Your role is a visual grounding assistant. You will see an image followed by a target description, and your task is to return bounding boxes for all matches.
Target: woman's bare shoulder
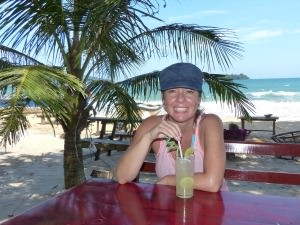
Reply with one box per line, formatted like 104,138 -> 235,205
201,113 -> 222,122
200,113 -> 223,128
141,115 -> 164,126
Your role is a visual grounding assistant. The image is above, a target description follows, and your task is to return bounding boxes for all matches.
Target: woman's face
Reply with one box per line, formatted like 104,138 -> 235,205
162,88 -> 200,122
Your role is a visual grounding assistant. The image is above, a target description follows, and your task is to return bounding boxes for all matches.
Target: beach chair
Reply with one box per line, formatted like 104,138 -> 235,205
271,130 -> 300,143
271,130 -> 300,160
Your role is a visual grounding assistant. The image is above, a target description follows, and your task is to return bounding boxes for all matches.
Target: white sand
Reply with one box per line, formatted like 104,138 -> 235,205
1,114 -> 300,222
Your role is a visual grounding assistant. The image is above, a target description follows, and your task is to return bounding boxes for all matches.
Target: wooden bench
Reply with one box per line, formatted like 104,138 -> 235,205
85,117 -> 138,159
138,141 -> 300,185
81,138 -> 130,159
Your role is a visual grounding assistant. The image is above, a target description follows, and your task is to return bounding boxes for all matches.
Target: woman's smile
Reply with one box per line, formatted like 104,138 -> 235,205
173,107 -> 188,113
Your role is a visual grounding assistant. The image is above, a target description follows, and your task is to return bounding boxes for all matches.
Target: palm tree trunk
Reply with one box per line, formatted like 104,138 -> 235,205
63,129 -> 86,189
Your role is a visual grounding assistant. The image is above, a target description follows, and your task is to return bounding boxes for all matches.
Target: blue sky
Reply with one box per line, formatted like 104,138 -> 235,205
139,0 -> 300,79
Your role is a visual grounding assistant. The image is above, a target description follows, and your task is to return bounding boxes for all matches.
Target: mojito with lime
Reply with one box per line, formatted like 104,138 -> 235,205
176,154 -> 194,198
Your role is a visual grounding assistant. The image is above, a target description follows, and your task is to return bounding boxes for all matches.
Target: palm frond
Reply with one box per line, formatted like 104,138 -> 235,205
117,71 -> 160,100
0,44 -> 43,66
0,58 -> 13,70
0,65 -> 85,147
0,99 -> 30,146
87,79 -> 141,126
129,24 -> 243,71
203,73 -> 255,117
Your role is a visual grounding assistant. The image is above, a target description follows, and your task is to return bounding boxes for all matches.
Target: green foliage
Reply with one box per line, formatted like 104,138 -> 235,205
0,65 -> 85,146
204,73 -> 255,117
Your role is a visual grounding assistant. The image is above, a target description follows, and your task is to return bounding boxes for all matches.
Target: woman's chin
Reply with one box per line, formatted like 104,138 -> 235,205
169,113 -> 194,122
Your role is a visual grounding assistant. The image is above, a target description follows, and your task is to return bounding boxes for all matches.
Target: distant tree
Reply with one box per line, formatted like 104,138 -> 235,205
225,73 -> 249,80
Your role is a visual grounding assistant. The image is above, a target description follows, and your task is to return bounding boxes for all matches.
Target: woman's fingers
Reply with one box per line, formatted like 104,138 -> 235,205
156,120 -> 181,140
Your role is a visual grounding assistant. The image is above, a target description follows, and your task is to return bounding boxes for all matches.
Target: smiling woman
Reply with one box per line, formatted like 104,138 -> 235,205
115,62 -> 227,193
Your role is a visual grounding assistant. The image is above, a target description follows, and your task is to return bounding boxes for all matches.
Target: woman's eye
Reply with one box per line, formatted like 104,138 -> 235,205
184,90 -> 196,96
166,89 -> 176,95
168,89 -> 176,93
164,88 -> 197,98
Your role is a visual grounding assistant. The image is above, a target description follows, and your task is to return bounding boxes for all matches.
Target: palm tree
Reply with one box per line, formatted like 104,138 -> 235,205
0,0 -> 254,189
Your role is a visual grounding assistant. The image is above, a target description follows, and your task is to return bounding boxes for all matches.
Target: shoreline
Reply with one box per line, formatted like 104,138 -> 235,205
1,114 -> 300,222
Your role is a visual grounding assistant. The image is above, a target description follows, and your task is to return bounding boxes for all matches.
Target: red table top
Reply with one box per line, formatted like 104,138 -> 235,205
2,179 -> 300,225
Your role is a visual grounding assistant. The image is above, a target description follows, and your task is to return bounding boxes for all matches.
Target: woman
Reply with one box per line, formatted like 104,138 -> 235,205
115,63 -> 227,192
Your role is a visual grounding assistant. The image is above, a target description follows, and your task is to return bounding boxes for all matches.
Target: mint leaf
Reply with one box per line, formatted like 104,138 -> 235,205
166,137 -> 179,152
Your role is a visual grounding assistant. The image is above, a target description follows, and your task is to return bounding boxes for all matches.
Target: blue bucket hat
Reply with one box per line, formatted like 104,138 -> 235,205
159,63 -> 204,91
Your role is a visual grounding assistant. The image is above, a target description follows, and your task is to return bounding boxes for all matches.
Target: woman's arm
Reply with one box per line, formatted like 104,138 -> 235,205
115,116 -> 182,184
194,114 -> 226,192
114,118 -> 156,184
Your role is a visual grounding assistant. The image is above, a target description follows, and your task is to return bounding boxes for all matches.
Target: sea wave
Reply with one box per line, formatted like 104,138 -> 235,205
120,99 -> 300,122
248,90 -> 300,101
202,100 -> 300,122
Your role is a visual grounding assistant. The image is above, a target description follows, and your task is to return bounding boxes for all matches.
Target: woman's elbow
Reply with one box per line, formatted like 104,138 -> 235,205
196,177 -> 223,192
114,171 -> 128,184
207,178 -> 223,192
114,172 -> 135,184
207,184 -> 221,192
117,178 -> 128,185
115,174 -> 129,184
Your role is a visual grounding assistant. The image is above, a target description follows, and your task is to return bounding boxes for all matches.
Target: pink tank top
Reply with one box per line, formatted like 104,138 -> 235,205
155,113 -> 228,191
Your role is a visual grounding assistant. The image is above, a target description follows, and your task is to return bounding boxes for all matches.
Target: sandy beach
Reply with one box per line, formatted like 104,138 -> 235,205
1,114 -> 300,222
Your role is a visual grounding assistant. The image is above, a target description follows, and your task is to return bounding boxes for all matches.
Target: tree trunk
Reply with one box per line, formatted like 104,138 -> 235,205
63,129 -> 86,189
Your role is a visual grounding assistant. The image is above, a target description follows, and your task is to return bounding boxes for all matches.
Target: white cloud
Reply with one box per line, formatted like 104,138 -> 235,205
166,10 -> 227,23
243,29 -> 283,41
201,10 -> 227,16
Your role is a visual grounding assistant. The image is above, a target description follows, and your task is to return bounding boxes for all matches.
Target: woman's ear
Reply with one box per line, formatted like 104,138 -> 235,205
197,98 -> 201,108
161,100 -> 166,111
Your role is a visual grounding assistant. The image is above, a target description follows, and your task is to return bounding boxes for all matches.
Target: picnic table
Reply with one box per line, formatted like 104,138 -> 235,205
87,116 -> 141,140
239,115 -> 279,135
83,117 -> 141,159
2,179 -> 300,225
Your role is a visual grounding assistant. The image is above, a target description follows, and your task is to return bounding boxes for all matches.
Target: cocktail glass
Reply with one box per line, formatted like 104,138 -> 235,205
175,155 -> 194,198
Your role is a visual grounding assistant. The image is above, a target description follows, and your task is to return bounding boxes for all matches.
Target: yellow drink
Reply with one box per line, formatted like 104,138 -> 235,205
176,155 -> 194,198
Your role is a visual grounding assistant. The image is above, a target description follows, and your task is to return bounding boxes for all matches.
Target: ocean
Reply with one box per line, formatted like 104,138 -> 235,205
1,77 -> 300,122
136,77 -> 300,122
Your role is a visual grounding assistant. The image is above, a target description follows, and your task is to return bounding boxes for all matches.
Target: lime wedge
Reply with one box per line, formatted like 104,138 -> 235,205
184,147 -> 194,158
179,177 -> 194,189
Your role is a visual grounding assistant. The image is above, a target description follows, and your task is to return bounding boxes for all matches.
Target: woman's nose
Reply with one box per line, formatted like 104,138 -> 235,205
176,91 -> 185,101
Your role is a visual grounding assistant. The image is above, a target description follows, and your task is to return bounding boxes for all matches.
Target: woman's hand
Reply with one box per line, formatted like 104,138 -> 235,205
148,119 -> 181,141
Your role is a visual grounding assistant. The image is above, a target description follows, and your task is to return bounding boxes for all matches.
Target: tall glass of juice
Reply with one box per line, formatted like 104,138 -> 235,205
176,155 -> 194,198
